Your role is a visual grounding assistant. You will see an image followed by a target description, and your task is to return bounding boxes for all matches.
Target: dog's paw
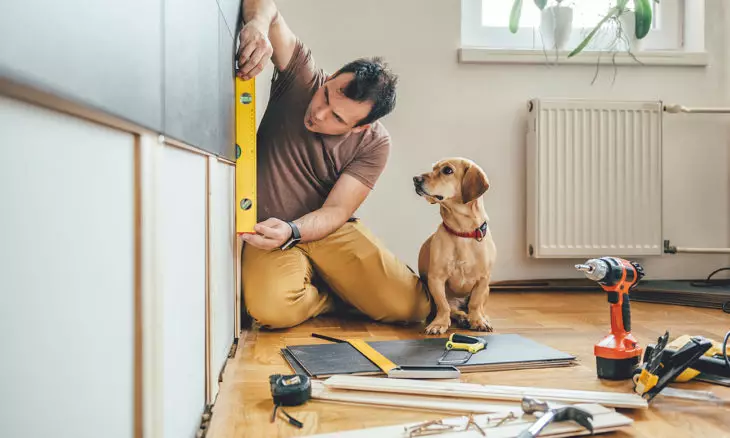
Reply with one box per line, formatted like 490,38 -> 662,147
468,315 -> 494,332
425,318 -> 450,335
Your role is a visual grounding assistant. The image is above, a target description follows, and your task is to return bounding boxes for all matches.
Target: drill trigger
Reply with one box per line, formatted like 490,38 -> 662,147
607,291 -> 619,304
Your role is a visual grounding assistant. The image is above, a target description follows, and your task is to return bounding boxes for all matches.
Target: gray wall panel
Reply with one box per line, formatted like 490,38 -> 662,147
0,0 -> 163,131
218,0 -> 241,38
164,0 -> 219,151
218,12 -> 236,160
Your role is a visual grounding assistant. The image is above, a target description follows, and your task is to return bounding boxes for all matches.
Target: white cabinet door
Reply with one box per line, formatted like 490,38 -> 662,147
0,96 -> 136,438
208,158 -> 236,400
157,144 -> 208,438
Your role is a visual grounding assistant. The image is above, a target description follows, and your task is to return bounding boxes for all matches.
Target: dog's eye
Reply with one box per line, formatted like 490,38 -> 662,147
442,167 -> 454,175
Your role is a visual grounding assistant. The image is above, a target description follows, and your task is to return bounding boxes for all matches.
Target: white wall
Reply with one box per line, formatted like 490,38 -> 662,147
266,0 -> 730,281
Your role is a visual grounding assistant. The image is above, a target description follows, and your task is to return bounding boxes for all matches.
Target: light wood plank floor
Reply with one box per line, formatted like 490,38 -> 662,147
206,291 -> 730,438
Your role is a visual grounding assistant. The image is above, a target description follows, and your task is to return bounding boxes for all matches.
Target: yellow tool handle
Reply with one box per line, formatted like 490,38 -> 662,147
346,339 -> 398,373
446,340 -> 485,354
633,368 -> 659,395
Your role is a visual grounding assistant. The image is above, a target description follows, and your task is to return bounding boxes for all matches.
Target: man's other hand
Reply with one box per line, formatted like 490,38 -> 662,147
237,19 -> 273,81
241,217 -> 292,250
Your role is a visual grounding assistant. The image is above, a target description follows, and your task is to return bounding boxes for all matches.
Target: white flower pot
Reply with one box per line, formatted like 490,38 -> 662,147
539,5 -> 573,50
619,11 -> 644,52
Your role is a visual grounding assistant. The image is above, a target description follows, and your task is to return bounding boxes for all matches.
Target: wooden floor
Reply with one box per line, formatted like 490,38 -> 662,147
206,291 -> 730,438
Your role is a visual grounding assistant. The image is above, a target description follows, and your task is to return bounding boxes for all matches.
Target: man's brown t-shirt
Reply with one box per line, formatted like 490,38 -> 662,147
256,40 -> 391,223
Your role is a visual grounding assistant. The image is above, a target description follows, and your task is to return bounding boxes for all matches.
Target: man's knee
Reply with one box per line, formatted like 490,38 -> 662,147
241,245 -> 313,329
243,281 -> 309,329
245,299 -> 306,329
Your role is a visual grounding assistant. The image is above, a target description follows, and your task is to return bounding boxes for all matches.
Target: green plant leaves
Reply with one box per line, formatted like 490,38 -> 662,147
568,6 -> 620,57
534,0 -> 548,9
509,0 -> 523,33
634,0 -> 653,38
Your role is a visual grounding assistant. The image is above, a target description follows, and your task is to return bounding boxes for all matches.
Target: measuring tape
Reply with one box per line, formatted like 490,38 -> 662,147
269,374 -> 311,428
235,76 -> 257,235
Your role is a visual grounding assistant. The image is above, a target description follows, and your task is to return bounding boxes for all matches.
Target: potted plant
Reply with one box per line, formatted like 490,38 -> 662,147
568,0 -> 657,57
539,0 -> 575,51
508,0 -> 658,56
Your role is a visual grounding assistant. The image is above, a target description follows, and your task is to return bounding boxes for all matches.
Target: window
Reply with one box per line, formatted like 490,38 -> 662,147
461,0 -> 683,53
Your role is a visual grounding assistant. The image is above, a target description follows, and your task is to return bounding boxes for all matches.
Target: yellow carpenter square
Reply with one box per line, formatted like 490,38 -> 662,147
346,339 -> 398,374
235,77 -> 257,235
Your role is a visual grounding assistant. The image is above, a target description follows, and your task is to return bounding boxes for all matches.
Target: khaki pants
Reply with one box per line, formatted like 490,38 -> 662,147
241,220 -> 432,329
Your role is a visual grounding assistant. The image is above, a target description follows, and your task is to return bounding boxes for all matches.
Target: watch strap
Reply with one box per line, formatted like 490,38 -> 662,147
280,221 -> 301,250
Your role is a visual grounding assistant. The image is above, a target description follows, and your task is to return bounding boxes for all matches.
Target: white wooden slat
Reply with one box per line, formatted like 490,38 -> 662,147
158,144 -> 208,438
323,375 -> 648,409
0,95 -> 136,438
311,381 -> 530,415
208,158 -> 236,401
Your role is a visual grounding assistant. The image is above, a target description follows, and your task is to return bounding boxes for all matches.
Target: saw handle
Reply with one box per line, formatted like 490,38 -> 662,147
446,333 -> 486,354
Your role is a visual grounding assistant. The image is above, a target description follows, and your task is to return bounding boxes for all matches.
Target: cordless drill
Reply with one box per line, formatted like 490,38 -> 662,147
575,256 -> 645,380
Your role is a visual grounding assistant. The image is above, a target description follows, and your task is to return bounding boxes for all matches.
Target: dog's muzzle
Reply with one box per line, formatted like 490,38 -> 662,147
413,176 -> 443,200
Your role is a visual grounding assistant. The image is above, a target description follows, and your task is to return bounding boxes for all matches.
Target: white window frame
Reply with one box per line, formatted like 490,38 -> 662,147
461,0 -> 683,52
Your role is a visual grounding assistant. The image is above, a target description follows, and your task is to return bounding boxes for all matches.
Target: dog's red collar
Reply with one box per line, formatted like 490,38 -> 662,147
442,221 -> 489,241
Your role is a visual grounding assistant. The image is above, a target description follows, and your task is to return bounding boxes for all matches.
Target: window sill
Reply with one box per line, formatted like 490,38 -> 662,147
458,47 -> 709,67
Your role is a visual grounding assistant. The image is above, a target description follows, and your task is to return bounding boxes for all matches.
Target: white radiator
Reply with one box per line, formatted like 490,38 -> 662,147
526,99 -> 663,258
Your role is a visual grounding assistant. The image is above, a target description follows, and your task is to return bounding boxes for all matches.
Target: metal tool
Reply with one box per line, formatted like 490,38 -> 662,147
517,397 -> 594,438
311,333 -> 461,379
576,256 -> 645,380
438,333 -> 487,365
269,374 -> 311,428
632,331 -> 722,402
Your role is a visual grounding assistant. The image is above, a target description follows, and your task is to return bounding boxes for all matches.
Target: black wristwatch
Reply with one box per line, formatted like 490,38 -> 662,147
280,221 -> 301,250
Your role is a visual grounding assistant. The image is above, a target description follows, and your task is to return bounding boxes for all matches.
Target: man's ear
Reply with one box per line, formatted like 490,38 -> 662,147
461,164 -> 489,203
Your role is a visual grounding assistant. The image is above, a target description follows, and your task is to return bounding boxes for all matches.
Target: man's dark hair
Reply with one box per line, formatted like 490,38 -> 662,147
331,57 -> 398,126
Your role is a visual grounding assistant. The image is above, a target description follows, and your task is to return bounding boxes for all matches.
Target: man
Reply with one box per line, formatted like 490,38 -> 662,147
236,0 -> 432,329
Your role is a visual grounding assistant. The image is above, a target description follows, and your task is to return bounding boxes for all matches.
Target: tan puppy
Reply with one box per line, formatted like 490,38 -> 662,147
413,158 -> 496,335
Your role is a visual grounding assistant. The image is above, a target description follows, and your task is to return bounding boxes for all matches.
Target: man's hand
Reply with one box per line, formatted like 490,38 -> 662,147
241,217 -> 292,250
237,19 -> 273,81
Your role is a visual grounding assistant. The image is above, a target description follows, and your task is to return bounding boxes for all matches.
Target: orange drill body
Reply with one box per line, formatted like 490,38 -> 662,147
576,256 -> 645,380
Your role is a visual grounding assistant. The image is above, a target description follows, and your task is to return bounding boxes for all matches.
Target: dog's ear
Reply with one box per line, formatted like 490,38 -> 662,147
461,164 -> 489,203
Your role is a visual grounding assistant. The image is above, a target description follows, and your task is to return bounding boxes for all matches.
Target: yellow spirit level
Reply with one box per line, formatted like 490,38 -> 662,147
235,77 -> 257,234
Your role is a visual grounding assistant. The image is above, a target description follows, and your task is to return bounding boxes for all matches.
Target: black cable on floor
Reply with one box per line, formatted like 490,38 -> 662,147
690,267 -> 730,288
723,330 -> 730,371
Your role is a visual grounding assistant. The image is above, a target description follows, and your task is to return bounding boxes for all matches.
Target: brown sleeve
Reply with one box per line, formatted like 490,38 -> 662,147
269,39 -> 323,102
342,136 -> 391,190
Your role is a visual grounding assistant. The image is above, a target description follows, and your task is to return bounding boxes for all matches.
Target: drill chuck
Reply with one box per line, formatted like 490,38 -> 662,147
575,259 -> 609,282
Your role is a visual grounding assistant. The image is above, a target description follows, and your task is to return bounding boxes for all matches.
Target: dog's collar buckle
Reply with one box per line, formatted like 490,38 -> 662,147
476,222 -> 488,241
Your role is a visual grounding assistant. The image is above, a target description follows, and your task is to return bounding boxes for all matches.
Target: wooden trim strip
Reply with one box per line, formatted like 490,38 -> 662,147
0,76 -> 237,164
311,381 -> 532,415
161,136 -> 233,162
323,376 -> 648,409
133,135 -> 143,438
0,75 -> 154,137
205,156 -> 213,405
234,234 -> 243,338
